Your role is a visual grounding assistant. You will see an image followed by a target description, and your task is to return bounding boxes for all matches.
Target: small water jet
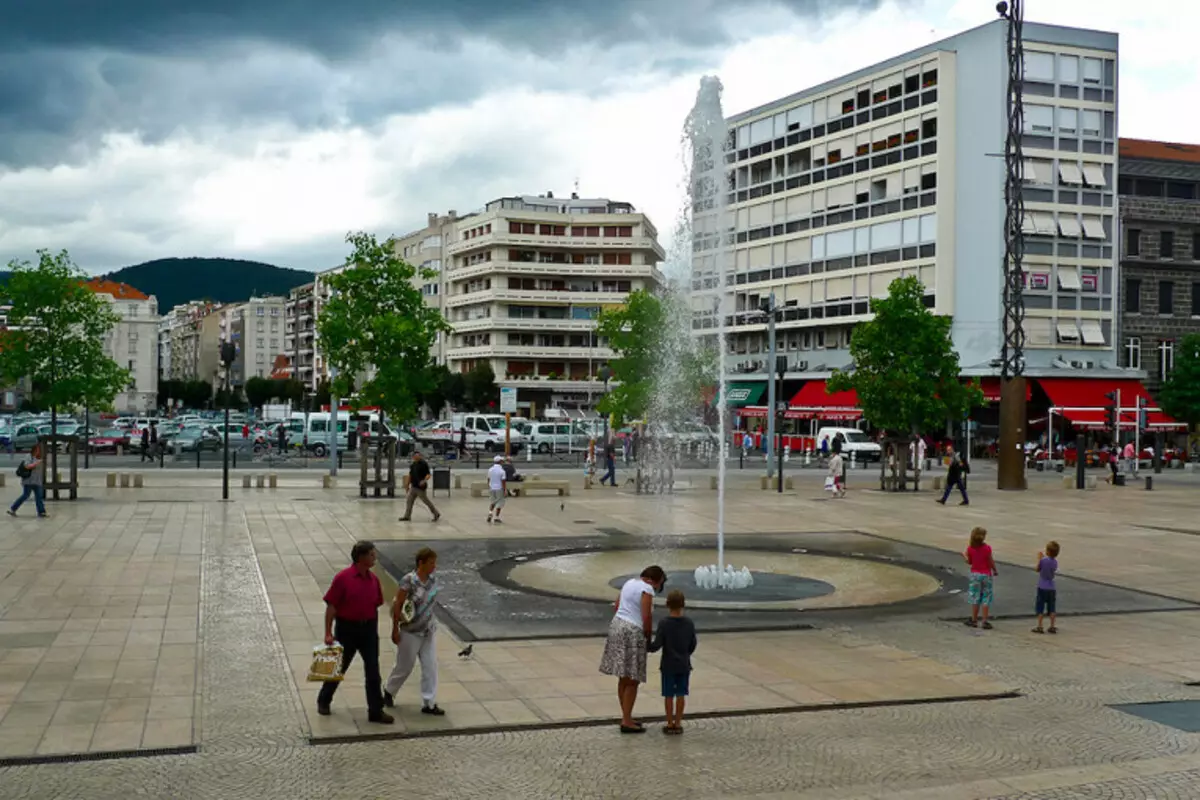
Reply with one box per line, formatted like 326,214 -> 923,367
694,565 -> 754,591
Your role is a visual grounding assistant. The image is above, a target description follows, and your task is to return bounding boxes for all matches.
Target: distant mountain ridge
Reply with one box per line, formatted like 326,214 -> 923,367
99,257 -> 314,311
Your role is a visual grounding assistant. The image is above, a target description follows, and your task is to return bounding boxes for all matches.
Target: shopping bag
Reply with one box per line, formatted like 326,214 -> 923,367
307,643 -> 345,682
823,476 -> 836,492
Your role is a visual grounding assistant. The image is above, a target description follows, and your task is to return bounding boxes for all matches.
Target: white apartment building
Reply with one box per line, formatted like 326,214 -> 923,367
443,193 -> 665,414
697,20 -> 1122,420
90,279 -> 159,413
227,296 -> 287,385
158,300 -> 223,383
283,282 -> 317,387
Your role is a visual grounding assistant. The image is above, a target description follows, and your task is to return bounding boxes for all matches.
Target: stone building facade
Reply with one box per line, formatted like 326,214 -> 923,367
1117,139 -> 1200,396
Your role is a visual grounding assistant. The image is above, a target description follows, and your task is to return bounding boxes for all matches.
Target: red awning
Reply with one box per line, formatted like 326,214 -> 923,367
977,377 -> 1032,403
786,381 -> 863,421
1036,378 -> 1185,431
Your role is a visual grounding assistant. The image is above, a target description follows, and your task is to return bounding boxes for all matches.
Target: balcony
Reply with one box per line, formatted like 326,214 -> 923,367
447,233 -> 665,260
446,344 -> 615,360
499,376 -> 608,391
448,260 -> 665,285
450,317 -> 596,333
444,288 -> 633,309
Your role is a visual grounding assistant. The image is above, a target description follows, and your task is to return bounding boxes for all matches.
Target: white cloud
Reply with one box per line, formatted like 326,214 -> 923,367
1,0 -> 1196,278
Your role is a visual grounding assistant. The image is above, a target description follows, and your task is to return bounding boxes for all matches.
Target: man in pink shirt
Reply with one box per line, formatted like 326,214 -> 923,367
316,540 -> 393,724
1122,441 -> 1136,476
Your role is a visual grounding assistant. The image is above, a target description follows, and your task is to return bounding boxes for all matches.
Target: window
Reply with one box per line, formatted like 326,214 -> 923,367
1056,321 -> 1079,342
1126,279 -> 1141,313
1058,107 -> 1077,134
1024,51 -> 1055,81
255,307 -> 265,316
1081,164 -> 1106,187
1082,57 -> 1102,84
256,337 -> 265,348
1060,55 -> 1080,84
1194,233 -> 1200,261
1125,337 -> 1141,370
1160,231 -> 1175,259
1081,216 -> 1106,240
1057,268 -> 1081,291
1159,281 -> 1174,314
1080,271 -> 1098,292
1024,104 -> 1054,133
1127,229 -> 1141,256
1193,283 -> 1200,316
1058,162 -> 1083,185
1081,109 -> 1101,136
1058,215 -> 1082,237
1159,339 -> 1175,382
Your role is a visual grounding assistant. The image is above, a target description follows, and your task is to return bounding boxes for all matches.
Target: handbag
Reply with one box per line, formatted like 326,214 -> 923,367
823,476 -> 836,491
398,597 -> 416,625
306,643 -> 345,682
15,461 -> 31,479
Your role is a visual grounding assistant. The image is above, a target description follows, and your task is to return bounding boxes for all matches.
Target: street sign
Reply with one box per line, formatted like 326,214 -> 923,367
499,387 -> 517,414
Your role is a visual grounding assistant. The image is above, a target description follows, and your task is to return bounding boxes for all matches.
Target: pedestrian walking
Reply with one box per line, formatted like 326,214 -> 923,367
599,564 -> 667,733
1032,541 -> 1060,634
486,456 -> 506,524
316,540 -> 393,724
827,451 -> 846,498
140,426 -> 151,462
277,424 -> 287,455
937,448 -> 970,506
8,443 -> 47,518
963,527 -> 997,629
399,452 -> 439,522
382,547 -> 444,716
600,439 -> 617,486
458,427 -> 467,457
648,589 -> 697,735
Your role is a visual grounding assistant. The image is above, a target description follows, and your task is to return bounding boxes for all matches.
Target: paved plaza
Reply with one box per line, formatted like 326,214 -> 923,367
1,464 -> 1200,798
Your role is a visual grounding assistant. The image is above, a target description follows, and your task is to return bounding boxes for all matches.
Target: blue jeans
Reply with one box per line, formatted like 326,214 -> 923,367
600,457 -> 616,485
941,477 -> 968,503
11,484 -> 45,515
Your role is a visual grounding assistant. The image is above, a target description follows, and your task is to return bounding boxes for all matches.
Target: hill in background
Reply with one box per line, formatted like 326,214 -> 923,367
101,257 -> 314,311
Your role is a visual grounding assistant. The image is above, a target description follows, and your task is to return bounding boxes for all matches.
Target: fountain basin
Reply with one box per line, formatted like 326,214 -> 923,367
505,547 -> 940,611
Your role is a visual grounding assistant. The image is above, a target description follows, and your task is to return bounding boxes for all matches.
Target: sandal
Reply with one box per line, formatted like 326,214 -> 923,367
981,621 -> 993,630
964,619 -> 977,628
1047,626 -> 1057,634
620,725 -> 646,734
1031,627 -> 1044,634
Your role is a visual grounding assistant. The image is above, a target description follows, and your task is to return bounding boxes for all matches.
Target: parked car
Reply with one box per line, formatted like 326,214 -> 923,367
174,426 -> 223,453
89,428 -> 130,453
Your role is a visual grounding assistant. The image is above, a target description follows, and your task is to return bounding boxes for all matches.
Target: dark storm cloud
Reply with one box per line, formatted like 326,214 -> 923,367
0,0 -> 885,168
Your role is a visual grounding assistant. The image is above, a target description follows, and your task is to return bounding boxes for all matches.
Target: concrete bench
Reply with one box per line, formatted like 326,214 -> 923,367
931,476 -> 944,491
759,475 -> 795,490
321,475 -> 337,489
1061,475 -> 1098,490
514,479 -> 570,497
469,481 -> 489,497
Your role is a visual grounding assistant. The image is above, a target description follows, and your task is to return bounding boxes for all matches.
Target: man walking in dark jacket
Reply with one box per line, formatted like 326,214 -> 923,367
399,452 -> 439,522
936,447 -> 970,506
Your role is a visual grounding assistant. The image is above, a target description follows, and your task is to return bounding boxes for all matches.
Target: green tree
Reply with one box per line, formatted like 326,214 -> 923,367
314,379 -> 332,410
244,376 -> 276,409
463,363 -> 497,412
316,232 -> 450,422
1160,333 -> 1200,428
828,275 -> 983,437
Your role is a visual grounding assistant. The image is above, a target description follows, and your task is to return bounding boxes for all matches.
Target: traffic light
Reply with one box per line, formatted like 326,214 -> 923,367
1103,390 -> 1118,432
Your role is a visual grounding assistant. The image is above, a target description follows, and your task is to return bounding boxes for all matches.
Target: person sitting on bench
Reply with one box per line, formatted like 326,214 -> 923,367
502,457 -> 524,496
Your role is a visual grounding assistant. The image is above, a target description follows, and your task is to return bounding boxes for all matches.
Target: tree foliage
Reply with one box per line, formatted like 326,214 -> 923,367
596,289 -> 714,427
0,250 -> 130,414
1160,332 -> 1200,428
158,379 -> 213,410
463,363 -> 498,412
316,232 -> 451,421
827,276 -> 984,436
243,376 -> 296,409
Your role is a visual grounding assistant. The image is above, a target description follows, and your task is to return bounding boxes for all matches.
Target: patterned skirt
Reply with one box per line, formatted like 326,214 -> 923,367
598,617 -> 647,683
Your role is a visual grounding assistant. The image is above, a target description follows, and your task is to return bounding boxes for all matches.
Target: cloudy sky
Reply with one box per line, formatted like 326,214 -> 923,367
0,0 -> 1195,275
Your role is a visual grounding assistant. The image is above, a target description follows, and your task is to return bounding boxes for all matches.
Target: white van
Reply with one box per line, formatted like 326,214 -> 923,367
446,413 -> 525,453
815,426 -> 882,461
286,411 -> 393,457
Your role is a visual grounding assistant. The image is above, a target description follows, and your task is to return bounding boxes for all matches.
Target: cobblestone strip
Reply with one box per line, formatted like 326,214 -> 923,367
197,503 -> 307,749
991,767 -> 1200,799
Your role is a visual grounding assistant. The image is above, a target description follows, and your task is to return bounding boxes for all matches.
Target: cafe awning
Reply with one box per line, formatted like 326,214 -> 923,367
1037,378 -> 1185,430
720,382 -> 766,408
786,381 -> 863,421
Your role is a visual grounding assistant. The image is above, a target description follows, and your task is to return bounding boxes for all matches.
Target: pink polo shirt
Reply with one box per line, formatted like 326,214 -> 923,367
966,544 -> 993,575
323,565 -> 383,622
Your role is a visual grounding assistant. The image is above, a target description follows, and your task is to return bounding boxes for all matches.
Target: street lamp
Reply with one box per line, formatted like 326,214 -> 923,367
220,340 -> 236,500
754,293 -> 785,480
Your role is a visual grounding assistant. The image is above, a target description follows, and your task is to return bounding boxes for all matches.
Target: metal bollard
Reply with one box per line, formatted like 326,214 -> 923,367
784,444 -> 790,462
232,451 -> 237,469
475,449 -> 480,469
1145,475 -> 1153,491
804,448 -> 811,467
197,447 -> 201,469
850,450 -> 857,470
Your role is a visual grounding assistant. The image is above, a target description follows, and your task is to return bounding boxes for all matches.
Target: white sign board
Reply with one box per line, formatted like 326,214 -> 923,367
499,387 -> 518,414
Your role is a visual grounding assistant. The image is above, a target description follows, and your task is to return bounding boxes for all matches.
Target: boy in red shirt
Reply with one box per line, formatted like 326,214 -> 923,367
963,526 -> 998,629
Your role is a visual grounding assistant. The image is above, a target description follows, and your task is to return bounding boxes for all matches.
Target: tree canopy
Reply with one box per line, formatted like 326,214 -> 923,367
316,232 -> 450,421
0,250 -> 130,414
827,275 -> 983,436
1160,332 -> 1200,428
463,363 -> 498,412
596,289 -> 714,427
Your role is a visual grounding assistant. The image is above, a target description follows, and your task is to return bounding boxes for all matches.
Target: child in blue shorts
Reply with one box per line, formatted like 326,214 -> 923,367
648,589 -> 697,735
1032,541 -> 1060,634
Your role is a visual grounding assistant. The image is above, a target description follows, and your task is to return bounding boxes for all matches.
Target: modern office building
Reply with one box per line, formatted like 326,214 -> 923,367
1117,138 -> 1200,396
696,19 -> 1140,425
443,193 -> 665,414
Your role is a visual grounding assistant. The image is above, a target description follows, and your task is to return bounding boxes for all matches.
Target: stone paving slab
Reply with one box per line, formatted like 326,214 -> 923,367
289,622 -> 1014,741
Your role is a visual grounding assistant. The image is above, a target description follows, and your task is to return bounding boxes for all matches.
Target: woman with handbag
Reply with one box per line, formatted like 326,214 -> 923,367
382,547 -> 444,715
8,443 -> 46,518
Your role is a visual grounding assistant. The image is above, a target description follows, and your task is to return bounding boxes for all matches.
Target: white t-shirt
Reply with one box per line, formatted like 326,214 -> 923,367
614,578 -> 654,626
487,464 -> 506,491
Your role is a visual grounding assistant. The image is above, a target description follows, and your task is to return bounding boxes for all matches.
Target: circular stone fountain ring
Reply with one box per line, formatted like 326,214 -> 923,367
503,548 -> 941,611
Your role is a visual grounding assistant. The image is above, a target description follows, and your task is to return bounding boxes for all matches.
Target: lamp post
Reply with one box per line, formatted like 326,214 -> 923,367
997,0 -> 1028,491
756,293 -> 785,480
220,340 -> 236,500
775,356 -> 786,493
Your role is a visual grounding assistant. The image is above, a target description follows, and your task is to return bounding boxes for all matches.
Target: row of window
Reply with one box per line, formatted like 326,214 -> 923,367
506,222 -> 635,238
506,249 -> 635,266
1024,270 -> 1101,292
1118,176 -> 1200,201
1123,337 -> 1176,382
1125,279 -> 1200,316
462,223 -> 493,240
507,305 -> 600,321
1126,230 -> 1200,260
1021,211 -> 1109,240
459,279 -> 635,297
1023,106 -> 1110,139
1024,159 -> 1108,188
733,65 -> 939,156
1023,51 -> 1113,88
728,326 -> 856,354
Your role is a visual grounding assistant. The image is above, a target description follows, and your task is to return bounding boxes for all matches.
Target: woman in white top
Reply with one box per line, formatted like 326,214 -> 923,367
598,564 -> 667,733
